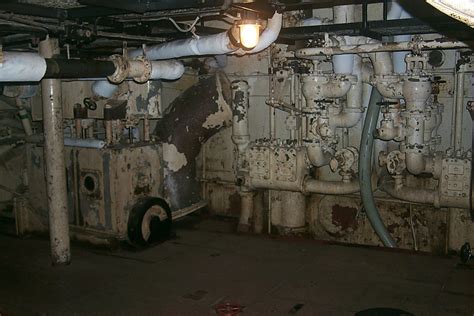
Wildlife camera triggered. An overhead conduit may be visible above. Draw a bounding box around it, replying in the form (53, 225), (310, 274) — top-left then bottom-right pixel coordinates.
(93, 11), (283, 97)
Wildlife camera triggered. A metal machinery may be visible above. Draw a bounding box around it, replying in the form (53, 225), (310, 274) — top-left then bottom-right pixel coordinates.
(0, 0), (473, 264)
(21, 79), (169, 247)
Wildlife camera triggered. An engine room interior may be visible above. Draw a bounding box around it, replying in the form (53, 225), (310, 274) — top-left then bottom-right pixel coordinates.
(0, 0), (474, 314)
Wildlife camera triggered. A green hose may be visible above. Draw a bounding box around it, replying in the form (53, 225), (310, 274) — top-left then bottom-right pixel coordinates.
(359, 89), (397, 248)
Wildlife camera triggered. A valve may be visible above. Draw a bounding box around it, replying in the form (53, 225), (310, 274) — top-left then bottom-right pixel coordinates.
(330, 146), (359, 178)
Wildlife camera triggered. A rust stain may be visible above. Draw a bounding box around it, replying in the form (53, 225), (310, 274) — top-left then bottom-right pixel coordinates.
(331, 204), (358, 232)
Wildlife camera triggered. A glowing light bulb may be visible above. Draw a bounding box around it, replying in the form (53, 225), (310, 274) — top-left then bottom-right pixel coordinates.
(239, 23), (260, 49)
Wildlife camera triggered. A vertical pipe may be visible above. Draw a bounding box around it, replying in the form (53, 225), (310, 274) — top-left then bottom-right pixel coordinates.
(39, 38), (71, 265)
(238, 191), (254, 233)
(454, 71), (465, 151)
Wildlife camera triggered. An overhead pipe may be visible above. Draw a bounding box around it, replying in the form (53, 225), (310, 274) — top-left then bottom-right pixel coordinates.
(0, 52), (47, 82)
(295, 39), (469, 58)
(39, 38), (71, 265)
(332, 5), (355, 75)
(93, 12), (282, 98)
(91, 60), (185, 98)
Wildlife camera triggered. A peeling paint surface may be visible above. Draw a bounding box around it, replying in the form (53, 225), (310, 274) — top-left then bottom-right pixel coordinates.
(162, 143), (187, 172)
(202, 75), (232, 129)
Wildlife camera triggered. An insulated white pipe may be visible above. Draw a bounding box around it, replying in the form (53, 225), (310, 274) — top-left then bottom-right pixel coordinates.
(92, 60), (185, 98)
(133, 32), (236, 60)
(64, 137), (106, 149)
(0, 52), (47, 82)
(332, 5), (355, 74)
(391, 2), (412, 73)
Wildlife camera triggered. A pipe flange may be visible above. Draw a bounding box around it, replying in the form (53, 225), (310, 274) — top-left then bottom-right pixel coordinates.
(108, 54), (129, 84)
(133, 55), (152, 83)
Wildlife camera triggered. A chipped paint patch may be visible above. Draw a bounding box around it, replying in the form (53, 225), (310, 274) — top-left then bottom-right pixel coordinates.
(202, 75), (232, 129)
(162, 143), (187, 172)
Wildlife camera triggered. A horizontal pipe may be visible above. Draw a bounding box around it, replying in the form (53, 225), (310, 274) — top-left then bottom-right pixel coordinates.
(92, 60), (185, 98)
(382, 181), (439, 206)
(303, 178), (360, 194)
(44, 59), (116, 79)
(295, 39), (468, 57)
(64, 137), (106, 149)
(0, 52), (46, 82)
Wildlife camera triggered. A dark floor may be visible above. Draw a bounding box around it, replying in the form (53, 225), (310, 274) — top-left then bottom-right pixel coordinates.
(0, 220), (473, 316)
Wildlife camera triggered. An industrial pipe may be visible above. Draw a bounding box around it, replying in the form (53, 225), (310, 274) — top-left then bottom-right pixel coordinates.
(0, 52), (46, 82)
(359, 89), (397, 248)
(383, 180), (439, 206)
(39, 38), (71, 265)
(332, 5), (355, 74)
(154, 72), (232, 212)
(295, 39), (469, 58)
(231, 80), (250, 154)
(454, 71), (465, 151)
(303, 177), (360, 194)
(238, 191), (254, 232)
(91, 60), (185, 98)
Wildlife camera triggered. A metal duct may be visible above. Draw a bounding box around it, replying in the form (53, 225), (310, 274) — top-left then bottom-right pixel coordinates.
(154, 72), (232, 212)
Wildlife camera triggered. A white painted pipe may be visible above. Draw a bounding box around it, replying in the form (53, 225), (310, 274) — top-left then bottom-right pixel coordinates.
(231, 80), (250, 153)
(296, 39), (469, 57)
(303, 178), (360, 194)
(238, 191), (254, 232)
(332, 5), (355, 74)
(39, 38), (71, 265)
(306, 142), (334, 167)
(383, 181), (440, 207)
(131, 32), (236, 60)
(454, 71), (465, 151)
(91, 80), (120, 98)
(389, 1), (412, 73)
(92, 60), (185, 98)
(64, 137), (106, 149)
(330, 56), (364, 128)
(0, 52), (47, 82)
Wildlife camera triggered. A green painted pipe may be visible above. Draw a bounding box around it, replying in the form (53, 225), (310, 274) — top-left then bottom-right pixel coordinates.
(359, 89), (397, 248)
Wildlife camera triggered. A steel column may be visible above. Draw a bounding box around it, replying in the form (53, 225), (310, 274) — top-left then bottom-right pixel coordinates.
(39, 37), (71, 265)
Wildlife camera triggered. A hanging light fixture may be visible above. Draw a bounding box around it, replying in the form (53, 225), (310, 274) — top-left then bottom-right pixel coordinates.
(235, 11), (261, 49)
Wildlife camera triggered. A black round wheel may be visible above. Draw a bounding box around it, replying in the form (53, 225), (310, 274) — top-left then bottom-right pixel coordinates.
(127, 197), (172, 247)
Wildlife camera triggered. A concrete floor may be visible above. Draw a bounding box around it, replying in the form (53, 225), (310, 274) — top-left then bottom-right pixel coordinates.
(0, 219), (473, 316)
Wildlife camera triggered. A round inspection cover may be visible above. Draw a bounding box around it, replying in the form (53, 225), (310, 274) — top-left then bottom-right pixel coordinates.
(127, 197), (172, 247)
